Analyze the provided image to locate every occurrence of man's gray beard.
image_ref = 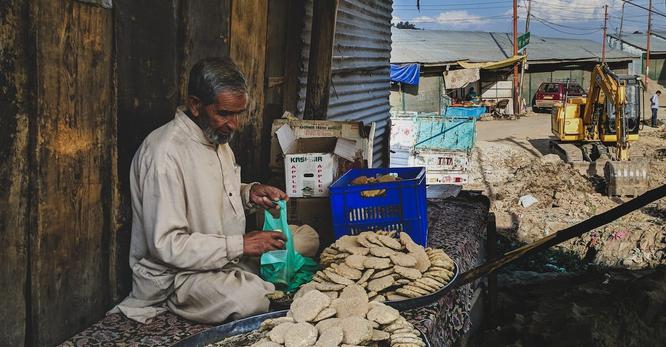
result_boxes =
[203,126,232,145]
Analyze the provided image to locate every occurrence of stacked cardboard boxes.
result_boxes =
[268,114,375,247]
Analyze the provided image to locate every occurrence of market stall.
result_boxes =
[61,192,489,346]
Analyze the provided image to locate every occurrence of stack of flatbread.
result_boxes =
[310,231,455,302]
[253,285,426,347]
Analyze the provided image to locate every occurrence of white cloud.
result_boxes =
[391,15,403,24]
[517,0,622,23]
[411,15,435,23]
[411,10,490,28]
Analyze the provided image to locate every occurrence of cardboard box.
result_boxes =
[270,115,375,197]
[285,153,337,197]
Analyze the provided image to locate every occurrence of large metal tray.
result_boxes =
[384,260,459,311]
[172,309,432,347]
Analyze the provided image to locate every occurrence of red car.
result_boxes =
[532,82,587,113]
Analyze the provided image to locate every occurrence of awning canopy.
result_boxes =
[457,55,526,70]
[444,68,480,89]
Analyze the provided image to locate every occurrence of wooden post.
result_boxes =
[602,4,608,64]
[304,0,339,120]
[29,1,115,345]
[0,1,32,345]
[646,0,652,84]
[518,0,531,113]
[283,0,306,114]
[513,0,519,114]
[229,0,269,180]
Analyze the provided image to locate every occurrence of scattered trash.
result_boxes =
[609,230,627,241]
[519,194,539,208]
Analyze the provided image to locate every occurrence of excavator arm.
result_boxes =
[582,64,629,160]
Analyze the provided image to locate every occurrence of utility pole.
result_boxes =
[518,0,531,112]
[619,2,626,50]
[513,0,518,114]
[647,0,653,85]
[602,4,608,63]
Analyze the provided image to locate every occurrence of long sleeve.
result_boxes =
[141,160,243,271]
[241,182,259,210]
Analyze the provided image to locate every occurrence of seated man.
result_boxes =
[465,87,478,102]
[111,57,288,324]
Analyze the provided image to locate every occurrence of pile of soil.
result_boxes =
[470,266,666,347]
[467,129,666,269]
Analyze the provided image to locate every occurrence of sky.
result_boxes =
[392,0,666,41]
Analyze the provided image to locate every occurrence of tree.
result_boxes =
[393,21,418,29]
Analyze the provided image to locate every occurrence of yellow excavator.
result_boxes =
[551,64,649,196]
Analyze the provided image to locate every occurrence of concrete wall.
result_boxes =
[390,75,443,113]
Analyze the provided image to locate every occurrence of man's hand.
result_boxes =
[243,230,286,257]
[250,184,288,212]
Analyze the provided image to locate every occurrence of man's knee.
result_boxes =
[168,270,272,323]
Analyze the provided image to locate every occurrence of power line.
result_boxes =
[396,6,515,11]
[530,15,603,30]
[393,1,511,7]
[531,15,604,35]
[410,15,513,23]
[621,0,666,18]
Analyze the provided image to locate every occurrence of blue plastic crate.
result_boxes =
[329,167,428,246]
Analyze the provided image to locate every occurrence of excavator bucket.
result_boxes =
[604,160,650,197]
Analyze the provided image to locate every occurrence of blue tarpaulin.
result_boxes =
[444,106,486,119]
[414,117,476,151]
[390,63,420,85]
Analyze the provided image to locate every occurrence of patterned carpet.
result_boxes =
[61,194,489,347]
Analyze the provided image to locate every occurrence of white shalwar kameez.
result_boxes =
[110,107,274,324]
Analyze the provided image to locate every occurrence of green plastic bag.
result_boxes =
[260,200,317,293]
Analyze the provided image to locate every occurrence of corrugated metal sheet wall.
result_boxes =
[297,0,392,167]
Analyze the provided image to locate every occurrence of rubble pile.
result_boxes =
[469,130,666,269]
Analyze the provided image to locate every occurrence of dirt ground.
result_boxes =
[465,113,666,346]
[468,112,666,269]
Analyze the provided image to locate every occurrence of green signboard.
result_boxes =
[518,32,530,51]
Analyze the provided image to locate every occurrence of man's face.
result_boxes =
[188,91,247,145]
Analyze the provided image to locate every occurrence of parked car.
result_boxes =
[532,81,587,113]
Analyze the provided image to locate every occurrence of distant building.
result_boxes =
[391,28,638,113]
[608,31,666,85]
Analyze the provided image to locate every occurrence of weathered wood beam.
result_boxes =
[229,0,269,181]
[0,0,32,345]
[304,0,339,120]
[283,0,306,114]
[29,1,115,345]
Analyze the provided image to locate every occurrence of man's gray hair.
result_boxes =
[188,57,247,105]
